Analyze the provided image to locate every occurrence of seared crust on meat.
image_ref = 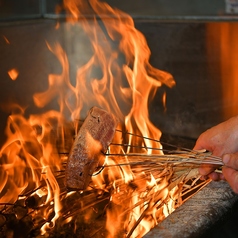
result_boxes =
[65,107,118,190]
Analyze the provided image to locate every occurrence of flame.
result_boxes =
[0,0,184,237]
[3,35,10,44]
[8,68,19,80]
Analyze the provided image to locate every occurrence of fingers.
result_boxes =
[223,153,238,170]
[193,135,210,152]
[221,153,238,194]
[199,153,238,177]
[198,164,219,176]
[222,166,238,194]
[198,153,238,194]
[208,171,224,181]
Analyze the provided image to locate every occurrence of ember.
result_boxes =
[0,0,224,237]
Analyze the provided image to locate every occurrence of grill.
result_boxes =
[1,1,238,237]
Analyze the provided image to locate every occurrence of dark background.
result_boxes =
[0,0,228,20]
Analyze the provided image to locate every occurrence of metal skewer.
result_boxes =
[103,129,224,167]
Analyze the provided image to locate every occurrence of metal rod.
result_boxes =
[115,129,196,152]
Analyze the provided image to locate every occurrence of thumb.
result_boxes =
[222,167,238,194]
[223,152,238,170]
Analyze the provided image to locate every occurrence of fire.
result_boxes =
[3,35,10,44]
[8,68,19,80]
[0,0,209,237]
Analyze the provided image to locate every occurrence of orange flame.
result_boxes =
[3,35,10,44]
[8,68,19,80]
[0,0,176,237]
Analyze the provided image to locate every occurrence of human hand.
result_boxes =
[222,153,238,193]
[194,117,238,186]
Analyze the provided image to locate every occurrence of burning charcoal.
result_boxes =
[29,229,41,238]
[13,205,28,220]
[65,107,118,190]
[25,194,46,209]
[3,214,34,238]
[4,213,18,234]
[12,216,33,237]
[21,215,34,234]
[0,214,6,227]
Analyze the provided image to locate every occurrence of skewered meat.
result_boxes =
[65,107,118,190]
